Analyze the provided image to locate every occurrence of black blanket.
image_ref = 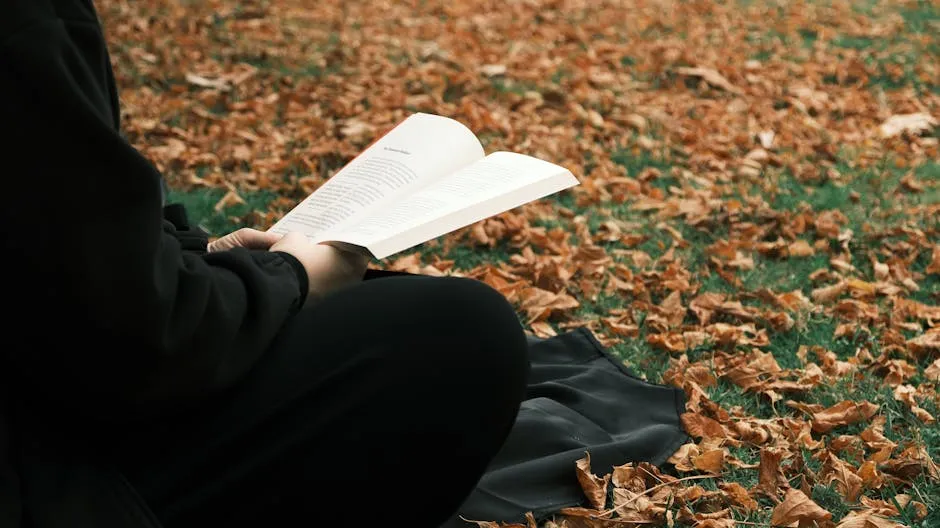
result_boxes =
[444,327,689,526]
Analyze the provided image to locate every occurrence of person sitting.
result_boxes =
[0,1,529,527]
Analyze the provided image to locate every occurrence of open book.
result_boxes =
[268,113,580,259]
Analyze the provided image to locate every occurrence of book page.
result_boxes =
[325,151,579,259]
[268,113,485,238]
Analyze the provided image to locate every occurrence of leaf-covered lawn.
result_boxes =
[99,0,939,526]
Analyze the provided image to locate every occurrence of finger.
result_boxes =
[207,236,234,253]
[235,228,284,250]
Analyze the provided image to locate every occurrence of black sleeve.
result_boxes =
[162,203,210,254]
[0,7,308,420]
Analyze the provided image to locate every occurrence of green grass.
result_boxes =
[166,187,275,236]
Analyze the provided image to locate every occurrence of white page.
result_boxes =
[326,151,579,259]
[268,113,485,238]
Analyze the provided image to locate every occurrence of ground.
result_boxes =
[96,0,938,526]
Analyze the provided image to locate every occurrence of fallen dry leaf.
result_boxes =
[675,66,744,95]
[691,448,725,474]
[924,359,940,382]
[718,482,758,512]
[575,453,611,510]
[878,112,938,138]
[892,384,935,423]
[771,488,833,528]
[811,401,880,433]
[820,452,864,502]
[906,328,940,356]
[926,246,940,275]
[681,413,727,440]
[835,511,905,528]
[184,72,231,91]
[756,447,787,497]
[812,281,847,304]
[788,239,816,257]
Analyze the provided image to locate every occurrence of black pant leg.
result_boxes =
[118,275,529,528]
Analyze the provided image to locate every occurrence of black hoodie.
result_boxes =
[1,1,310,526]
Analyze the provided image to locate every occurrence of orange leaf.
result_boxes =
[214,189,246,212]
[811,400,880,433]
[821,452,863,502]
[812,281,847,304]
[681,413,727,440]
[756,447,787,496]
[667,442,700,473]
[529,321,557,338]
[907,328,940,356]
[718,482,758,512]
[675,66,743,94]
[770,488,832,527]
[691,449,725,474]
[575,453,611,510]
[893,384,935,424]
[835,511,905,528]
[924,359,940,382]
[926,245,940,275]
[788,239,816,257]
[878,112,938,138]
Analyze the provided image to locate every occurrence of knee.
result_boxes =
[398,276,529,408]
[429,277,529,380]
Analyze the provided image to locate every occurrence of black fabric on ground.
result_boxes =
[443,327,689,527]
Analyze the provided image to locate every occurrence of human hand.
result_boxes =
[269,232,370,299]
[208,228,284,253]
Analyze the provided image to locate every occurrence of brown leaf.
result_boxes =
[718,482,758,512]
[907,328,940,356]
[926,245,940,275]
[860,417,897,455]
[812,281,847,304]
[647,332,688,353]
[924,359,940,382]
[691,449,725,474]
[675,66,744,94]
[214,189,246,212]
[880,444,940,481]
[480,64,507,77]
[611,487,666,522]
[667,442,700,473]
[756,447,787,496]
[820,452,863,502]
[339,119,376,140]
[811,400,880,433]
[788,239,816,257]
[771,488,833,527]
[878,112,938,138]
[681,413,727,440]
[835,511,905,528]
[893,384,935,423]
[575,453,611,510]
[610,463,646,492]
[185,72,231,91]
[694,517,735,528]
[857,461,885,491]
[529,321,557,338]
[893,494,928,519]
